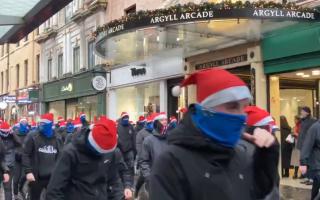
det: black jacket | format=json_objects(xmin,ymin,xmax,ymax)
[
  {"xmin": 22, "ymin": 131, "xmax": 63, "ymax": 179},
  {"xmin": 46, "ymin": 128, "xmax": 122, "ymax": 200},
  {"xmin": 297, "ymin": 116, "xmax": 317, "ymax": 150},
  {"xmin": 13, "ymin": 131, "xmax": 28, "ymax": 163},
  {"xmin": 300, "ymin": 121, "xmax": 320, "ymax": 171},
  {"xmin": 115, "ymin": 148, "xmax": 134, "ymax": 189},
  {"xmin": 136, "ymin": 129, "xmax": 151, "ymax": 161},
  {"xmin": 117, "ymin": 123, "xmax": 135, "ymax": 153},
  {"xmin": 150, "ymin": 106, "xmax": 279, "ymax": 200},
  {"xmin": 140, "ymin": 131, "xmax": 168, "ymax": 179},
  {"xmin": 56, "ymin": 127, "xmax": 67, "ymax": 143},
  {"xmin": 1, "ymin": 133, "xmax": 20, "ymax": 168},
  {"xmin": 0, "ymin": 138, "xmax": 9, "ymax": 178}
]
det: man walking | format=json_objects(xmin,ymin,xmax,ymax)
[
  {"xmin": 22, "ymin": 113, "xmax": 63, "ymax": 200},
  {"xmin": 150, "ymin": 68, "xmax": 278, "ymax": 200},
  {"xmin": 46, "ymin": 116, "xmax": 121, "ymax": 200},
  {"xmin": 117, "ymin": 112, "xmax": 135, "ymax": 177}
]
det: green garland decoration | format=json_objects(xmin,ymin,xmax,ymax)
[{"xmin": 93, "ymin": 1, "xmax": 315, "ymax": 38}]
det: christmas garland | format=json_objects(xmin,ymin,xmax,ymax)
[{"xmin": 93, "ymin": 1, "xmax": 316, "ymax": 38}]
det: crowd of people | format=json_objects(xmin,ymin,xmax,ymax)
[{"xmin": 0, "ymin": 68, "xmax": 295, "ymax": 200}]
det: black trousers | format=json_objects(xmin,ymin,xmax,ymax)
[
  {"xmin": 29, "ymin": 179, "xmax": 49, "ymax": 200},
  {"xmin": 13, "ymin": 161, "xmax": 26, "ymax": 195},
  {"xmin": 3, "ymin": 167, "xmax": 14, "ymax": 200},
  {"xmin": 123, "ymin": 150, "xmax": 135, "ymax": 176}
]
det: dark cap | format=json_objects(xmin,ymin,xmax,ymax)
[{"xmin": 302, "ymin": 106, "xmax": 311, "ymax": 114}]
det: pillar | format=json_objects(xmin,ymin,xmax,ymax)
[{"xmin": 251, "ymin": 63, "xmax": 267, "ymax": 110}]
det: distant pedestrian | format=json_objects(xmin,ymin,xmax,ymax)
[
  {"xmin": 291, "ymin": 116, "xmax": 301, "ymax": 179},
  {"xmin": 298, "ymin": 106, "xmax": 317, "ymax": 184},
  {"xmin": 0, "ymin": 121, "xmax": 18, "ymax": 200},
  {"xmin": 117, "ymin": 112, "xmax": 135, "ymax": 177},
  {"xmin": 280, "ymin": 115, "xmax": 293, "ymax": 178},
  {"xmin": 13, "ymin": 118, "xmax": 30, "ymax": 199},
  {"xmin": 22, "ymin": 113, "xmax": 63, "ymax": 200}
]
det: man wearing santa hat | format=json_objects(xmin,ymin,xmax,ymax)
[
  {"xmin": 135, "ymin": 116, "xmax": 146, "ymax": 134},
  {"xmin": 150, "ymin": 68, "xmax": 278, "ymax": 200},
  {"xmin": 13, "ymin": 118, "xmax": 30, "ymax": 199},
  {"xmin": 0, "ymin": 121, "xmax": 18, "ymax": 200},
  {"xmin": 22, "ymin": 113, "xmax": 63, "ymax": 200},
  {"xmin": 117, "ymin": 112, "xmax": 136, "ymax": 178},
  {"xmin": 46, "ymin": 116, "xmax": 122, "ymax": 200},
  {"xmin": 139, "ymin": 112, "xmax": 169, "ymax": 196}
]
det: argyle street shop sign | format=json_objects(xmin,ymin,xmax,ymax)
[{"xmin": 94, "ymin": 2, "xmax": 320, "ymax": 39}]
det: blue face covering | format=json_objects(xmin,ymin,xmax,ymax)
[
  {"xmin": 66, "ymin": 123, "xmax": 75, "ymax": 133},
  {"xmin": 0, "ymin": 131, "xmax": 10, "ymax": 138},
  {"xmin": 191, "ymin": 104, "xmax": 246, "ymax": 148},
  {"xmin": 121, "ymin": 117, "xmax": 129, "ymax": 126},
  {"xmin": 19, "ymin": 123, "xmax": 29, "ymax": 135},
  {"xmin": 145, "ymin": 122, "xmax": 154, "ymax": 132},
  {"xmin": 39, "ymin": 122, "xmax": 54, "ymax": 138},
  {"xmin": 138, "ymin": 121, "xmax": 146, "ymax": 128},
  {"xmin": 80, "ymin": 116, "xmax": 86, "ymax": 124}
]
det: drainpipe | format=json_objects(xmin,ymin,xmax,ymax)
[{"xmin": 6, "ymin": 43, "xmax": 10, "ymax": 122}]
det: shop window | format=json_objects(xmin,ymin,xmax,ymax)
[
  {"xmin": 24, "ymin": 59, "xmax": 28, "ymax": 86},
  {"xmin": 125, "ymin": 4, "xmax": 136, "ymax": 16},
  {"xmin": 1, "ymin": 72, "xmax": 3, "ymax": 93},
  {"xmin": 24, "ymin": 35, "xmax": 28, "ymax": 42},
  {"xmin": 36, "ymin": 28, "xmax": 40, "ymax": 35},
  {"xmin": 88, "ymin": 41, "xmax": 95, "ymax": 69},
  {"xmin": 73, "ymin": 47, "xmax": 80, "ymax": 73},
  {"xmin": 36, "ymin": 54, "xmax": 40, "ymax": 82},
  {"xmin": 65, "ymin": 3, "xmax": 72, "ymax": 23},
  {"xmin": 16, "ymin": 41, "xmax": 20, "ymax": 47},
  {"xmin": 115, "ymin": 82, "xmax": 160, "ymax": 121},
  {"xmin": 48, "ymin": 59, "xmax": 52, "ymax": 81},
  {"xmin": 58, "ymin": 54, "xmax": 63, "ymax": 77},
  {"xmin": 16, "ymin": 64, "xmax": 20, "ymax": 89},
  {"xmin": 49, "ymin": 100, "xmax": 66, "ymax": 121},
  {"xmin": 6, "ymin": 69, "xmax": 8, "ymax": 92}
]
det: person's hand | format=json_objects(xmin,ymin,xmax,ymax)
[
  {"xmin": 299, "ymin": 165, "xmax": 307, "ymax": 175},
  {"xmin": 3, "ymin": 173, "xmax": 9, "ymax": 183},
  {"xmin": 243, "ymin": 128, "xmax": 275, "ymax": 148},
  {"xmin": 124, "ymin": 188, "xmax": 133, "ymax": 200},
  {"xmin": 26, "ymin": 173, "xmax": 35, "ymax": 182}
]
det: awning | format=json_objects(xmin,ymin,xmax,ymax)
[{"xmin": 0, "ymin": 0, "xmax": 72, "ymax": 44}]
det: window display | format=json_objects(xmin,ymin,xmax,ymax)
[{"xmin": 116, "ymin": 82, "xmax": 160, "ymax": 121}]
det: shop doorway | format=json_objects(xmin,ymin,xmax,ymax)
[
  {"xmin": 279, "ymin": 70, "xmax": 319, "ymax": 126},
  {"xmin": 167, "ymin": 77, "xmax": 184, "ymax": 119}
]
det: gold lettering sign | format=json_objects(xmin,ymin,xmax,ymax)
[{"xmin": 61, "ymin": 83, "xmax": 73, "ymax": 92}]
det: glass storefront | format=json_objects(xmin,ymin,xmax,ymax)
[
  {"xmin": 115, "ymin": 82, "xmax": 160, "ymax": 121},
  {"xmin": 269, "ymin": 68, "xmax": 319, "ymax": 128},
  {"xmin": 49, "ymin": 100, "xmax": 65, "ymax": 121}
]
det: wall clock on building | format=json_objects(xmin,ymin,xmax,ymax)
[{"xmin": 92, "ymin": 76, "xmax": 107, "ymax": 91}]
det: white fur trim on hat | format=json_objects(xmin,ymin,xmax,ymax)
[
  {"xmin": 88, "ymin": 131, "xmax": 117, "ymax": 154},
  {"xmin": 255, "ymin": 116, "xmax": 274, "ymax": 126},
  {"xmin": 74, "ymin": 124, "xmax": 82, "ymax": 128},
  {"xmin": 0, "ymin": 128, "xmax": 10, "ymax": 132},
  {"xmin": 40, "ymin": 119, "xmax": 52, "ymax": 124},
  {"xmin": 201, "ymin": 86, "xmax": 252, "ymax": 108},
  {"xmin": 20, "ymin": 118, "xmax": 28, "ymax": 123},
  {"xmin": 154, "ymin": 114, "xmax": 167, "ymax": 121}
]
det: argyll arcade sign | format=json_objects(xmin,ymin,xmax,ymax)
[{"xmin": 102, "ymin": 8, "xmax": 319, "ymax": 38}]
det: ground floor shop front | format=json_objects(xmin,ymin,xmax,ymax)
[{"xmin": 42, "ymin": 67, "xmax": 107, "ymax": 122}]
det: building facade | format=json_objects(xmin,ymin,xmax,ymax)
[
  {"xmin": 38, "ymin": 0, "xmax": 108, "ymax": 122},
  {"xmin": 0, "ymin": 32, "xmax": 40, "ymax": 124}
]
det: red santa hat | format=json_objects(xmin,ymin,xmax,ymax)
[
  {"xmin": 146, "ymin": 115, "xmax": 154, "ymax": 123},
  {"xmin": 87, "ymin": 117, "xmax": 117, "ymax": 154},
  {"xmin": 31, "ymin": 120, "xmax": 37, "ymax": 128},
  {"xmin": 170, "ymin": 116, "xmax": 177, "ymax": 123},
  {"xmin": 176, "ymin": 107, "xmax": 188, "ymax": 114},
  {"xmin": 57, "ymin": 116, "xmax": 64, "ymax": 123},
  {"xmin": 79, "ymin": 112, "xmax": 86, "ymax": 118},
  {"xmin": 73, "ymin": 118, "xmax": 82, "ymax": 128},
  {"xmin": 0, "ymin": 122, "xmax": 11, "ymax": 132},
  {"xmin": 245, "ymin": 106, "xmax": 274, "ymax": 127},
  {"xmin": 120, "ymin": 112, "xmax": 129, "ymax": 118},
  {"xmin": 60, "ymin": 121, "xmax": 66, "ymax": 128},
  {"xmin": 172, "ymin": 68, "xmax": 252, "ymax": 108},
  {"xmin": 19, "ymin": 117, "xmax": 28, "ymax": 123},
  {"xmin": 153, "ymin": 112, "xmax": 167, "ymax": 121},
  {"xmin": 40, "ymin": 113, "xmax": 54, "ymax": 124},
  {"xmin": 138, "ymin": 116, "xmax": 146, "ymax": 122}
]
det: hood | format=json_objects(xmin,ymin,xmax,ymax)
[
  {"xmin": 168, "ymin": 104, "xmax": 235, "ymax": 163},
  {"xmin": 73, "ymin": 128, "xmax": 102, "ymax": 157}
]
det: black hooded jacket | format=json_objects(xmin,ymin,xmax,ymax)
[
  {"xmin": 150, "ymin": 105, "xmax": 279, "ymax": 200},
  {"xmin": 46, "ymin": 128, "xmax": 122, "ymax": 200}
]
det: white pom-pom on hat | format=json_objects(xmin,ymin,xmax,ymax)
[{"xmin": 171, "ymin": 85, "xmax": 181, "ymax": 97}]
